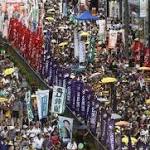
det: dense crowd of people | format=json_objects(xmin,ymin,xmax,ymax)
[
  {"xmin": 0, "ymin": 0, "xmax": 149, "ymax": 149},
  {"xmin": 43, "ymin": 0, "xmax": 150, "ymax": 149}
]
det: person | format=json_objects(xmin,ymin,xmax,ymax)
[
  {"xmin": 66, "ymin": 139, "xmax": 77, "ymax": 150},
  {"xmin": 33, "ymin": 134, "xmax": 44, "ymax": 150}
]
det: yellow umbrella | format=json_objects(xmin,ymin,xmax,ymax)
[
  {"xmin": 0, "ymin": 97, "xmax": 8, "ymax": 103},
  {"xmin": 45, "ymin": 17, "xmax": 54, "ymax": 21},
  {"xmin": 115, "ymin": 121, "xmax": 129, "ymax": 127},
  {"xmin": 101, "ymin": 77, "xmax": 117, "ymax": 83},
  {"xmin": 145, "ymin": 99, "xmax": 150, "ymax": 105},
  {"xmin": 3, "ymin": 68, "xmax": 15, "ymax": 76},
  {"xmin": 145, "ymin": 78, "xmax": 150, "ymax": 82},
  {"xmin": 122, "ymin": 136, "xmax": 137, "ymax": 145},
  {"xmin": 80, "ymin": 32, "xmax": 90, "ymax": 37},
  {"xmin": 138, "ymin": 67, "xmax": 150, "ymax": 71},
  {"xmin": 59, "ymin": 42, "xmax": 68, "ymax": 47}
]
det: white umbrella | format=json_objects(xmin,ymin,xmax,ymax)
[
  {"xmin": 111, "ymin": 113, "xmax": 122, "ymax": 120},
  {"xmin": 89, "ymin": 72, "xmax": 101, "ymax": 79},
  {"xmin": 97, "ymin": 98, "xmax": 109, "ymax": 102}
]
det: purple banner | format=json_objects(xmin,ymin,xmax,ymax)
[{"xmin": 108, "ymin": 119, "xmax": 115, "ymax": 150}]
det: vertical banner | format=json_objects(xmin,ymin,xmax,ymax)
[
  {"xmin": 74, "ymin": 29, "xmax": 79, "ymax": 58},
  {"xmin": 108, "ymin": 30, "xmax": 118, "ymax": 49},
  {"xmin": 79, "ymin": 41, "xmax": 86, "ymax": 63},
  {"xmin": 109, "ymin": 1, "xmax": 120, "ymax": 18},
  {"xmin": 140, "ymin": 0, "xmax": 148, "ymax": 17},
  {"xmin": 87, "ymin": 36, "xmax": 96, "ymax": 63},
  {"xmin": 98, "ymin": 20, "xmax": 106, "ymax": 42},
  {"xmin": 89, "ymin": 100, "xmax": 98, "ymax": 134},
  {"xmin": 108, "ymin": 119, "xmax": 115, "ymax": 150},
  {"xmin": 51, "ymin": 86, "xmax": 66, "ymax": 114},
  {"xmin": 25, "ymin": 91, "xmax": 34, "ymax": 121},
  {"xmin": 36, "ymin": 90, "xmax": 49, "ymax": 120},
  {"xmin": 75, "ymin": 80, "xmax": 84, "ymax": 115},
  {"xmin": 66, "ymin": 77, "xmax": 72, "ymax": 105},
  {"xmin": 58, "ymin": 116, "xmax": 73, "ymax": 143}
]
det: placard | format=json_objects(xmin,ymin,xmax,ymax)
[{"xmin": 51, "ymin": 86, "xmax": 66, "ymax": 114}]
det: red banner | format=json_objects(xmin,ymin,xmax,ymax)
[{"xmin": 8, "ymin": 19, "xmax": 44, "ymax": 71}]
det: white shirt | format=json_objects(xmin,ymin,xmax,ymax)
[
  {"xmin": 31, "ymin": 127, "xmax": 41, "ymax": 135},
  {"xmin": 33, "ymin": 137, "xmax": 44, "ymax": 149},
  {"xmin": 67, "ymin": 142, "xmax": 77, "ymax": 150}
]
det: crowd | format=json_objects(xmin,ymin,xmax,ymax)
[
  {"xmin": 0, "ymin": 0, "xmax": 149, "ymax": 149},
  {"xmin": 43, "ymin": 0, "xmax": 150, "ymax": 149},
  {"xmin": 0, "ymin": 45, "xmax": 90, "ymax": 149}
]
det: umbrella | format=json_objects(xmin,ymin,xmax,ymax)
[
  {"xmin": 111, "ymin": 113, "xmax": 122, "ymax": 120},
  {"xmin": 47, "ymin": 8, "xmax": 55, "ymax": 12},
  {"xmin": 80, "ymin": 31, "xmax": 90, "ymax": 37},
  {"xmin": 89, "ymin": 72, "xmax": 101, "ymax": 79},
  {"xmin": 101, "ymin": 77, "xmax": 117, "ymax": 83},
  {"xmin": 115, "ymin": 121, "xmax": 129, "ymax": 127},
  {"xmin": 45, "ymin": 17, "xmax": 54, "ymax": 21},
  {"xmin": 122, "ymin": 136, "xmax": 137, "ymax": 145},
  {"xmin": 3, "ymin": 68, "xmax": 15, "ymax": 76},
  {"xmin": 0, "ymin": 97, "xmax": 8, "ymax": 103},
  {"xmin": 144, "ymin": 110, "xmax": 150, "ymax": 115},
  {"xmin": 97, "ymin": 98, "xmax": 109, "ymax": 102},
  {"xmin": 138, "ymin": 67, "xmax": 150, "ymax": 71},
  {"xmin": 58, "ymin": 42, "xmax": 68, "ymax": 47},
  {"xmin": 145, "ymin": 78, "xmax": 150, "ymax": 82},
  {"xmin": 58, "ymin": 26, "xmax": 68, "ymax": 29},
  {"xmin": 145, "ymin": 99, "xmax": 150, "ymax": 105}
]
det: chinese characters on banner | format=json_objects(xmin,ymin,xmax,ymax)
[
  {"xmin": 25, "ymin": 91, "xmax": 34, "ymax": 121},
  {"xmin": 140, "ymin": 0, "xmax": 148, "ymax": 17},
  {"xmin": 36, "ymin": 90, "xmax": 49, "ymax": 120},
  {"xmin": 51, "ymin": 86, "xmax": 66, "ymax": 114},
  {"xmin": 108, "ymin": 30, "xmax": 118, "ymax": 49}
]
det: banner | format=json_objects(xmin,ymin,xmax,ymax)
[
  {"xmin": 109, "ymin": 1, "xmax": 120, "ymax": 18},
  {"xmin": 58, "ymin": 116, "xmax": 73, "ymax": 143},
  {"xmin": 108, "ymin": 119, "xmax": 115, "ymax": 150},
  {"xmin": 140, "ymin": 0, "xmax": 148, "ymax": 17},
  {"xmin": 79, "ymin": 41, "xmax": 86, "ymax": 63},
  {"xmin": 36, "ymin": 90, "xmax": 49, "ymax": 120},
  {"xmin": 87, "ymin": 36, "xmax": 96, "ymax": 63},
  {"xmin": 74, "ymin": 29, "xmax": 79, "ymax": 58},
  {"xmin": 97, "ymin": 20, "xmax": 106, "ymax": 42},
  {"xmin": 51, "ymin": 86, "xmax": 66, "ymax": 114},
  {"xmin": 108, "ymin": 30, "xmax": 118, "ymax": 49},
  {"xmin": 25, "ymin": 91, "xmax": 34, "ymax": 121},
  {"xmin": 74, "ymin": 80, "xmax": 84, "ymax": 114}
]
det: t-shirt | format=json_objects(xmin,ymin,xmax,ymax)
[{"xmin": 67, "ymin": 142, "xmax": 77, "ymax": 150}]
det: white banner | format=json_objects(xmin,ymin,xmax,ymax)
[
  {"xmin": 140, "ymin": 0, "xmax": 148, "ymax": 17},
  {"xmin": 74, "ymin": 29, "xmax": 79, "ymax": 58},
  {"xmin": 108, "ymin": 30, "xmax": 118, "ymax": 49},
  {"xmin": 109, "ymin": 1, "xmax": 120, "ymax": 18},
  {"xmin": 25, "ymin": 91, "xmax": 34, "ymax": 121},
  {"xmin": 58, "ymin": 116, "xmax": 73, "ymax": 143},
  {"xmin": 79, "ymin": 41, "xmax": 86, "ymax": 63},
  {"xmin": 97, "ymin": 19, "xmax": 106, "ymax": 42},
  {"xmin": 36, "ymin": 90, "xmax": 49, "ymax": 120},
  {"xmin": 51, "ymin": 86, "xmax": 66, "ymax": 114}
]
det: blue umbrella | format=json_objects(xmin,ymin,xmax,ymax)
[{"xmin": 75, "ymin": 11, "xmax": 99, "ymax": 21}]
